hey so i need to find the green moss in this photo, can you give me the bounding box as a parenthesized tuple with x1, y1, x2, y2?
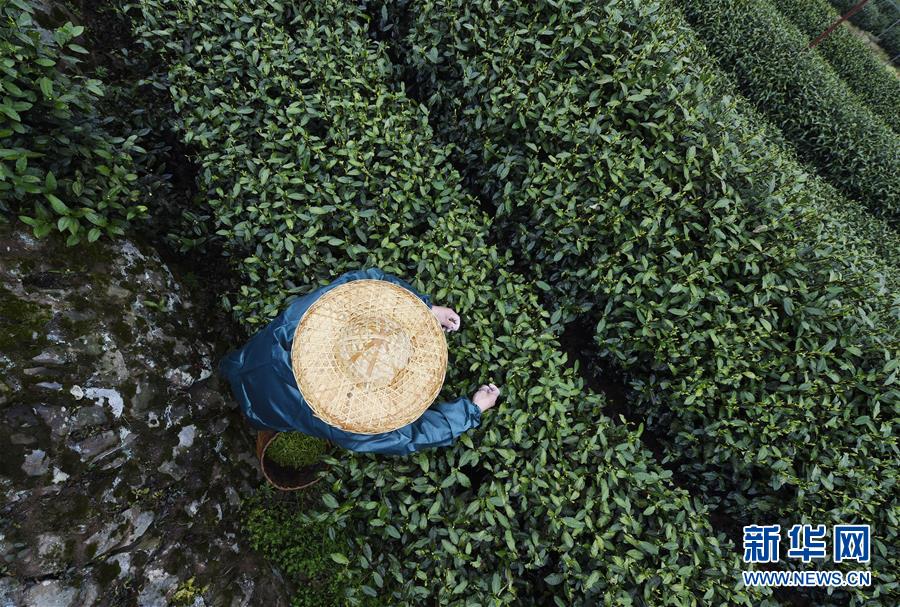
(63, 538, 77, 562)
(93, 559, 122, 587)
(66, 494, 92, 521)
(0, 444, 27, 478)
(179, 271, 201, 291)
(0, 288, 51, 354)
(171, 576, 209, 606)
(56, 313, 95, 342)
(109, 317, 132, 343)
(265, 433, 325, 470)
(57, 447, 83, 474)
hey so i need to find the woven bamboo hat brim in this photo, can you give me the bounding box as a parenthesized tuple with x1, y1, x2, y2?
(290, 280, 448, 434)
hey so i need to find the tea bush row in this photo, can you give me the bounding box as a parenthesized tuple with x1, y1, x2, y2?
(773, 0, 900, 129)
(131, 1, 771, 604)
(676, 0, 900, 225)
(830, 0, 900, 61)
(703, 66, 900, 285)
(1, 0, 146, 244)
(389, 0, 899, 602)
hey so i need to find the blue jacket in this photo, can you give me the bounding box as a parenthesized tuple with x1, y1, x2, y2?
(218, 268, 482, 455)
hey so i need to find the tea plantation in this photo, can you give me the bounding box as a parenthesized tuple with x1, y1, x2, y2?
(386, 0, 898, 604)
(1, 0, 145, 244)
(773, 0, 900, 129)
(830, 0, 900, 62)
(7, 0, 899, 605)
(679, 0, 900, 225)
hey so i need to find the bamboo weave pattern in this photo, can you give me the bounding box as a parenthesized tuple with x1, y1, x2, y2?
(291, 280, 447, 434)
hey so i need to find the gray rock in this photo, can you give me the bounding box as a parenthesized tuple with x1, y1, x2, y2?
(9, 433, 36, 446)
(97, 349, 129, 384)
(105, 553, 131, 580)
(82, 387, 124, 419)
(72, 430, 119, 462)
(157, 459, 184, 481)
(23, 580, 77, 607)
(75, 582, 99, 606)
(106, 284, 132, 300)
(176, 425, 196, 452)
(0, 224, 289, 606)
(62, 309, 94, 323)
(17, 533, 69, 577)
(31, 351, 65, 366)
(130, 381, 159, 415)
(126, 509, 155, 545)
(21, 450, 49, 477)
(136, 567, 178, 607)
(71, 406, 108, 430)
(34, 406, 69, 437)
(84, 520, 125, 560)
(35, 382, 62, 391)
(165, 367, 195, 389)
(0, 576, 24, 607)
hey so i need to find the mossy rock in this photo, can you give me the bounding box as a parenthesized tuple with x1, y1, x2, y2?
(265, 433, 326, 470)
(0, 287, 51, 356)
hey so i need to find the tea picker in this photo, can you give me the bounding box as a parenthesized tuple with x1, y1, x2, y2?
(219, 268, 501, 456)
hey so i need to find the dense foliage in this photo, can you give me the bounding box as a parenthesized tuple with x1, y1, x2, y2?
(773, 0, 900, 129)
(129, 0, 456, 321)
(677, 0, 900, 225)
(130, 1, 774, 605)
(830, 0, 900, 62)
(0, 0, 146, 244)
(244, 489, 365, 607)
(384, 0, 899, 603)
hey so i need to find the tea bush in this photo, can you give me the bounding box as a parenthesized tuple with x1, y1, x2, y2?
(389, 0, 899, 602)
(676, 0, 900, 225)
(132, 0, 772, 604)
(773, 0, 900, 130)
(830, 0, 900, 61)
(90, 0, 212, 252)
(707, 80, 900, 287)
(244, 488, 364, 607)
(1, 0, 146, 244)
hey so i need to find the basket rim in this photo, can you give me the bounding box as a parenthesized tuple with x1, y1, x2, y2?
(257, 431, 329, 492)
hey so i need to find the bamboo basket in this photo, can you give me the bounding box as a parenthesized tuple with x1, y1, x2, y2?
(255, 431, 329, 491)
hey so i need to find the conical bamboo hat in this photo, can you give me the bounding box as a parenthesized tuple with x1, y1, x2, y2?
(290, 280, 447, 434)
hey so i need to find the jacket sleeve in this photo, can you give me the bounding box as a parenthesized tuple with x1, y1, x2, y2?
(336, 397, 482, 455)
(329, 267, 432, 307)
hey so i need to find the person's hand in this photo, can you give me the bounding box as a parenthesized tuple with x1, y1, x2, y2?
(431, 305, 461, 332)
(472, 384, 500, 413)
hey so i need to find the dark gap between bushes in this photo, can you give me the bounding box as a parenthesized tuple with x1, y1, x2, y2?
(365, 1, 502, 241)
(75, 0, 247, 358)
(557, 315, 753, 560)
(559, 314, 819, 607)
